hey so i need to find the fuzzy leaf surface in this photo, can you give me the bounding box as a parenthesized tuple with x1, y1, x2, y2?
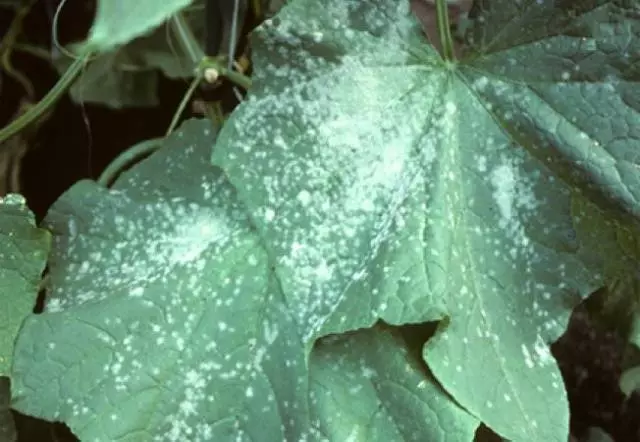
(9, 116, 481, 440)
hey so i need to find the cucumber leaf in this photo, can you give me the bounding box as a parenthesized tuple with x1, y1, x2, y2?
(210, 0, 636, 440)
(0, 194, 50, 376)
(309, 325, 478, 441)
(10, 120, 307, 441)
(463, 0, 640, 221)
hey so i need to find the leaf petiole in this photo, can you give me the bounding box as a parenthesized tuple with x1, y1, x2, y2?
(435, 0, 455, 61)
(97, 137, 164, 187)
(165, 75, 201, 136)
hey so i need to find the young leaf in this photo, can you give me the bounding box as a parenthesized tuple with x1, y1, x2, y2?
(0, 194, 50, 376)
(210, 0, 632, 440)
(53, 51, 161, 108)
(79, 0, 195, 54)
(53, 3, 206, 108)
(10, 120, 309, 441)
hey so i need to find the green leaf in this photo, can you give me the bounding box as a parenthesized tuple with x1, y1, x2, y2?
(630, 314, 640, 349)
(463, 0, 640, 221)
(0, 377, 16, 442)
(53, 52, 160, 108)
(0, 194, 50, 376)
(620, 365, 640, 398)
(10, 120, 309, 440)
(569, 193, 640, 340)
(210, 0, 628, 440)
(309, 325, 479, 441)
(54, 2, 206, 108)
(214, 0, 452, 343)
(79, 0, 195, 54)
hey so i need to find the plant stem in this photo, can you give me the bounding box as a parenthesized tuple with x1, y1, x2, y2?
(435, 0, 455, 61)
(0, 0, 35, 56)
(170, 12, 205, 69)
(13, 43, 52, 62)
(97, 137, 164, 187)
(166, 75, 201, 136)
(170, 10, 251, 89)
(0, 54, 88, 144)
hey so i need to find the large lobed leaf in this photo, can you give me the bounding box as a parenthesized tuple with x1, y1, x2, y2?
(10, 119, 474, 441)
(209, 0, 638, 440)
(11, 120, 306, 440)
(463, 0, 640, 222)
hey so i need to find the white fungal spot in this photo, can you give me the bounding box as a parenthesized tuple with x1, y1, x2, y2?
(490, 163, 516, 225)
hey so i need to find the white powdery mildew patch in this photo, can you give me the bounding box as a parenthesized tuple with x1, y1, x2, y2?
(488, 158, 538, 260)
(228, 5, 450, 339)
(490, 164, 516, 224)
(45, 191, 234, 313)
(35, 122, 289, 442)
(521, 334, 554, 370)
(149, 207, 231, 266)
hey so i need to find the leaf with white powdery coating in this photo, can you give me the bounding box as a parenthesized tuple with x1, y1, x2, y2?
(0, 194, 50, 376)
(213, 0, 450, 344)
(10, 119, 309, 441)
(462, 0, 640, 221)
(211, 0, 618, 440)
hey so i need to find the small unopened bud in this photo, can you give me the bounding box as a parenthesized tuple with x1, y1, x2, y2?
(203, 68, 219, 83)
